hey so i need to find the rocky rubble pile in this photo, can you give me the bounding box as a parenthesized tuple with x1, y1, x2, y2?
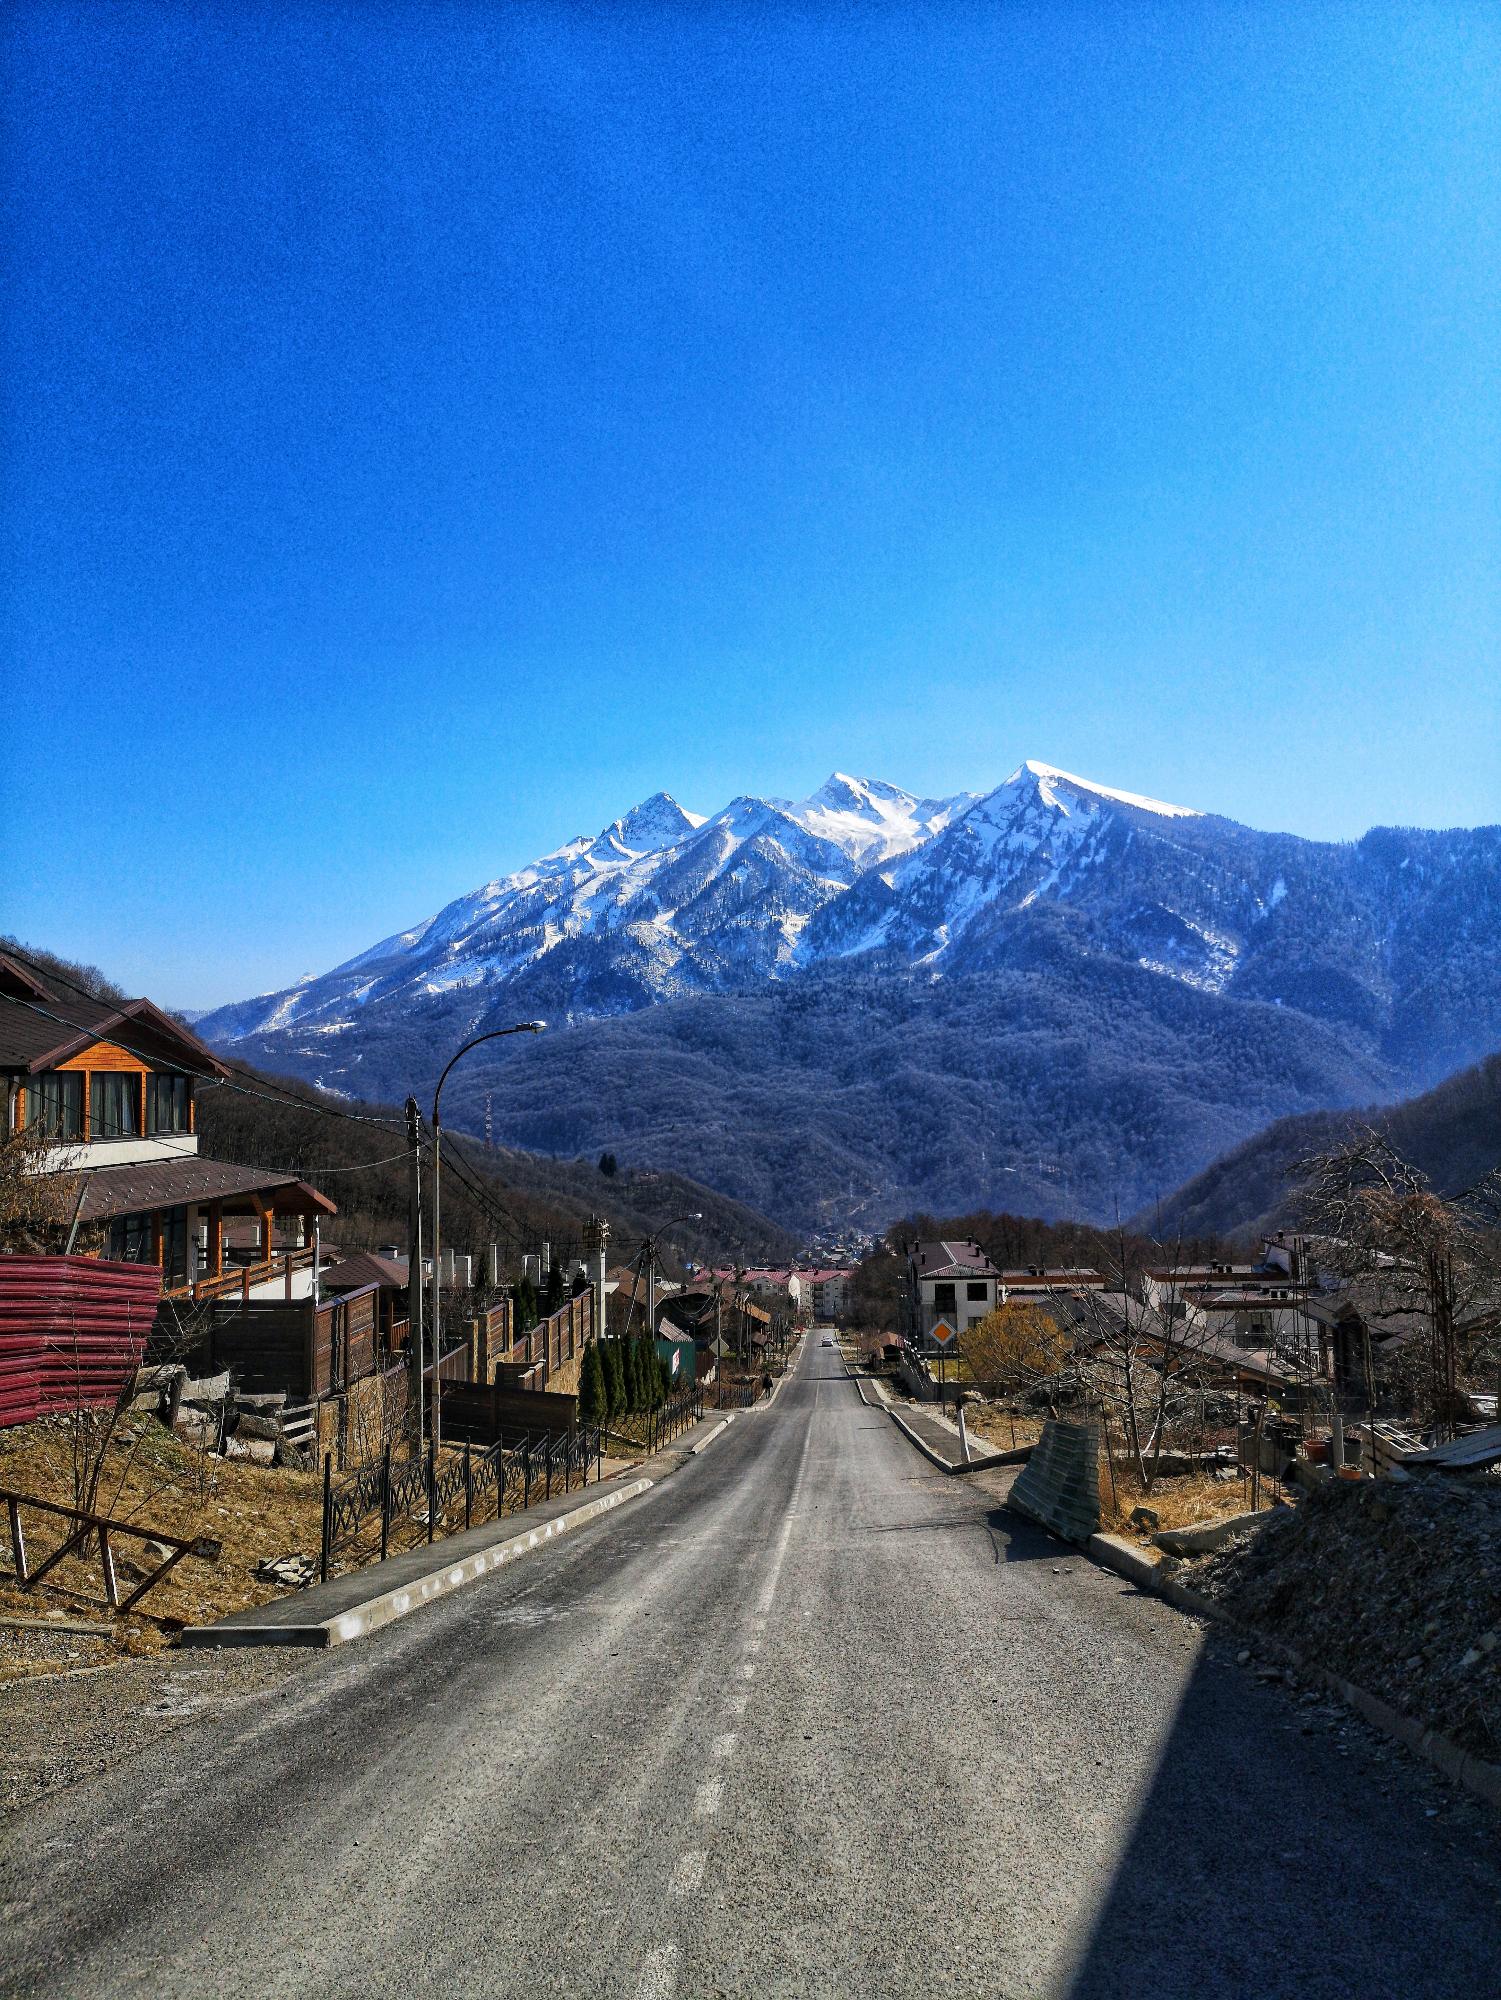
(1184, 1474, 1501, 1761)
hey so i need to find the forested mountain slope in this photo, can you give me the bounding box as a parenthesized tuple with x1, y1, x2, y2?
(1141, 1052, 1501, 1243)
(186, 762, 1501, 1232)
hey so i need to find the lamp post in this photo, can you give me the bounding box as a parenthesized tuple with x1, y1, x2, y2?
(640, 1212, 703, 1343)
(429, 1022, 546, 1467)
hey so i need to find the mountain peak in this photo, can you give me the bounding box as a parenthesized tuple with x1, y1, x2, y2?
(1005, 760, 1201, 821)
(606, 791, 705, 854)
(804, 771, 910, 812)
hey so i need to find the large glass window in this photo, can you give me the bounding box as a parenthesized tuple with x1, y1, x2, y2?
(147, 1073, 190, 1133)
(90, 1073, 140, 1140)
(932, 1282, 957, 1314)
(966, 1281, 989, 1302)
(24, 1072, 83, 1139)
(107, 1211, 156, 1263)
(160, 1206, 187, 1286)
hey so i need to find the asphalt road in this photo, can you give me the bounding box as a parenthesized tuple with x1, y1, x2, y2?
(3, 1338, 1500, 1999)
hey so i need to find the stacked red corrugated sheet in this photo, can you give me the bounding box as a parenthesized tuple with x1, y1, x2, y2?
(0, 1257, 161, 1428)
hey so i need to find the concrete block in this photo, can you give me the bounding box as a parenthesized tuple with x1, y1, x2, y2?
(1008, 1420, 1100, 1543)
(1152, 1509, 1271, 1559)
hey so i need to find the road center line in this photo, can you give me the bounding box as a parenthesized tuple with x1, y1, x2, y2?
(636, 1941, 681, 1999)
(694, 1777, 724, 1819)
(669, 1851, 707, 1897)
(711, 1731, 737, 1759)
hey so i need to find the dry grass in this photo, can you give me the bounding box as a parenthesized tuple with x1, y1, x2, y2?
(0, 1413, 324, 1672)
(1098, 1460, 1265, 1539)
(0, 1411, 644, 1683)
(963, 1405, 1047, 1453)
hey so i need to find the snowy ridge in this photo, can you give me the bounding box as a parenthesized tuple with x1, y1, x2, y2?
(1010, 760, 1201, 820)
(197, 758, 1322, 1044)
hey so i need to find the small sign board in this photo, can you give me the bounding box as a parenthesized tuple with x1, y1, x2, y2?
(930, 1319, 957, 1347)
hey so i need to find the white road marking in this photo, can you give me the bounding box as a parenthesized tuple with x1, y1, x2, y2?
(636, 1941, 681, 1998)
(711, 1731, 737, 1760)
(693, 1778, 724, 1819)
(670, 1850, 707, 1896)
(740, 1662, 757, 1680)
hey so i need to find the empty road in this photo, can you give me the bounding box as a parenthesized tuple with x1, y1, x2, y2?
(3, 1338, 1499, 1998)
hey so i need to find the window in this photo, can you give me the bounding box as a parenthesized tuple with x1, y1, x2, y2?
(932, 1283, 956, 1313)
(148, 1073, 190, 1133)
(24, 1072, 83, 1139)
(107, 1212, 156, 1263)
(966, 1281, 989, 1302)
(160, 1206, 187, 1286)
(90, 1073, 140, 1140)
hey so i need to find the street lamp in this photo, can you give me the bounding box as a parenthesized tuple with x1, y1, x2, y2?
(429, 1021, 546, 1465)
(640, 1212, 703, 1343)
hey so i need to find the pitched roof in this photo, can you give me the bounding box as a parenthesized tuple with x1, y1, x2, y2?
(76, 1156, 337, 1222)
(0, 987, 230, 1078)
(911, 1240, 1001, 1280)
(320, 1251, 407, 1294)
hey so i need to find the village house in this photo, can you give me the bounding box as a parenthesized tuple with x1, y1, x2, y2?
(0, 953, 335, 1299)
(904, 1239, 1003, 1348)
(797, 1267, 855, 1320)
(999, 1267, 1105, 1297)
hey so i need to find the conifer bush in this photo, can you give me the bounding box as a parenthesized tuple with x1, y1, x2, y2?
(578, 1340, 607, 1426)
(602, 1337, 626, 1418)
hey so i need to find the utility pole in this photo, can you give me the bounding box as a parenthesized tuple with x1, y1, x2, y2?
(406, 1096, 426, 1447)
(484, 1091, 494, 1155)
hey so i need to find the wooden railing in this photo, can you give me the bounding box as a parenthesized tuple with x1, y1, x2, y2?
(166, 1245, 317, 1305)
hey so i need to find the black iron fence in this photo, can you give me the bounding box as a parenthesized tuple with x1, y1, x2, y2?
(320, 1424, 605, 1581)
(601, 1384, 704, 1456)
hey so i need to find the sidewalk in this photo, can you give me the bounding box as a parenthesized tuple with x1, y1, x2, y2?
(851, 1368, 1031, 1475)
(182, 1406, 738, 1650)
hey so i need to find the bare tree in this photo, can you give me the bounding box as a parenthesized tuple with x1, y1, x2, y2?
(0, 1123, 86, 1254)
(1296, 1131, 1501, 1439)
(1067, 1227, 1222, 1493)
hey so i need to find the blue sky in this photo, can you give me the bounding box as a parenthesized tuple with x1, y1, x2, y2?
(4, 2, 1497, 1006)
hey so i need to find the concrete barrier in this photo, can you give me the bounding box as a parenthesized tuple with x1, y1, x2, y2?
(1007, 1419, 1101, 1543)
(1152, 1508, 1271, 1559)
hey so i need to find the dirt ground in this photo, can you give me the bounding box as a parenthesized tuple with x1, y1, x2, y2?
(1098, 1461, 1270, 1538)
(963, 1405, 1046, 1453)
(0, 1413, 327, 1672)
(0, 1413, 645, 1683)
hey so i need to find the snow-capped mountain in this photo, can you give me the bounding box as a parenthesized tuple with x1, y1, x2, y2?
(197, 760, 1500, 1230)
(200, 773, 975, 1044)
(201, 758, 1501, 1074)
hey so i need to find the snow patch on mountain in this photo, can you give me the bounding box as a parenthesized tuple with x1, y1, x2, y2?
(778, 772, 975, 867)
(198, 759, 1325, 1047)
(1012, 760, 1201, 820)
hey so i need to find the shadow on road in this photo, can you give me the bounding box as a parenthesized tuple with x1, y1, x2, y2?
(1060, 1643, 1501, 2000)
(859, 1506, 1061, 1564)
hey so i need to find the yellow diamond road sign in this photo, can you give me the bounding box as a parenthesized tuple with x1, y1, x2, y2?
(931, 1319, 957, 1346)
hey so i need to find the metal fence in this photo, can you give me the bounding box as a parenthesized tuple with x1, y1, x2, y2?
(320, 1424, 605, 1581)
(600, 1384, 704, 1456)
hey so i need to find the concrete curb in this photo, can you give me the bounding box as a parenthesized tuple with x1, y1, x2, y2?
(689, 1418, 731, 1455)
(180, 1478, 655, 1651)
(886, 1405, 957, 1471)
(847, 1369, 880, 1410)
(884, 1403, 1032, 1475)
(1076, 1522, 1501, 1814)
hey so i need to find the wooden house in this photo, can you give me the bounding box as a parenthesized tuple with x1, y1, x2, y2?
(0, 952, 334, 1297)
